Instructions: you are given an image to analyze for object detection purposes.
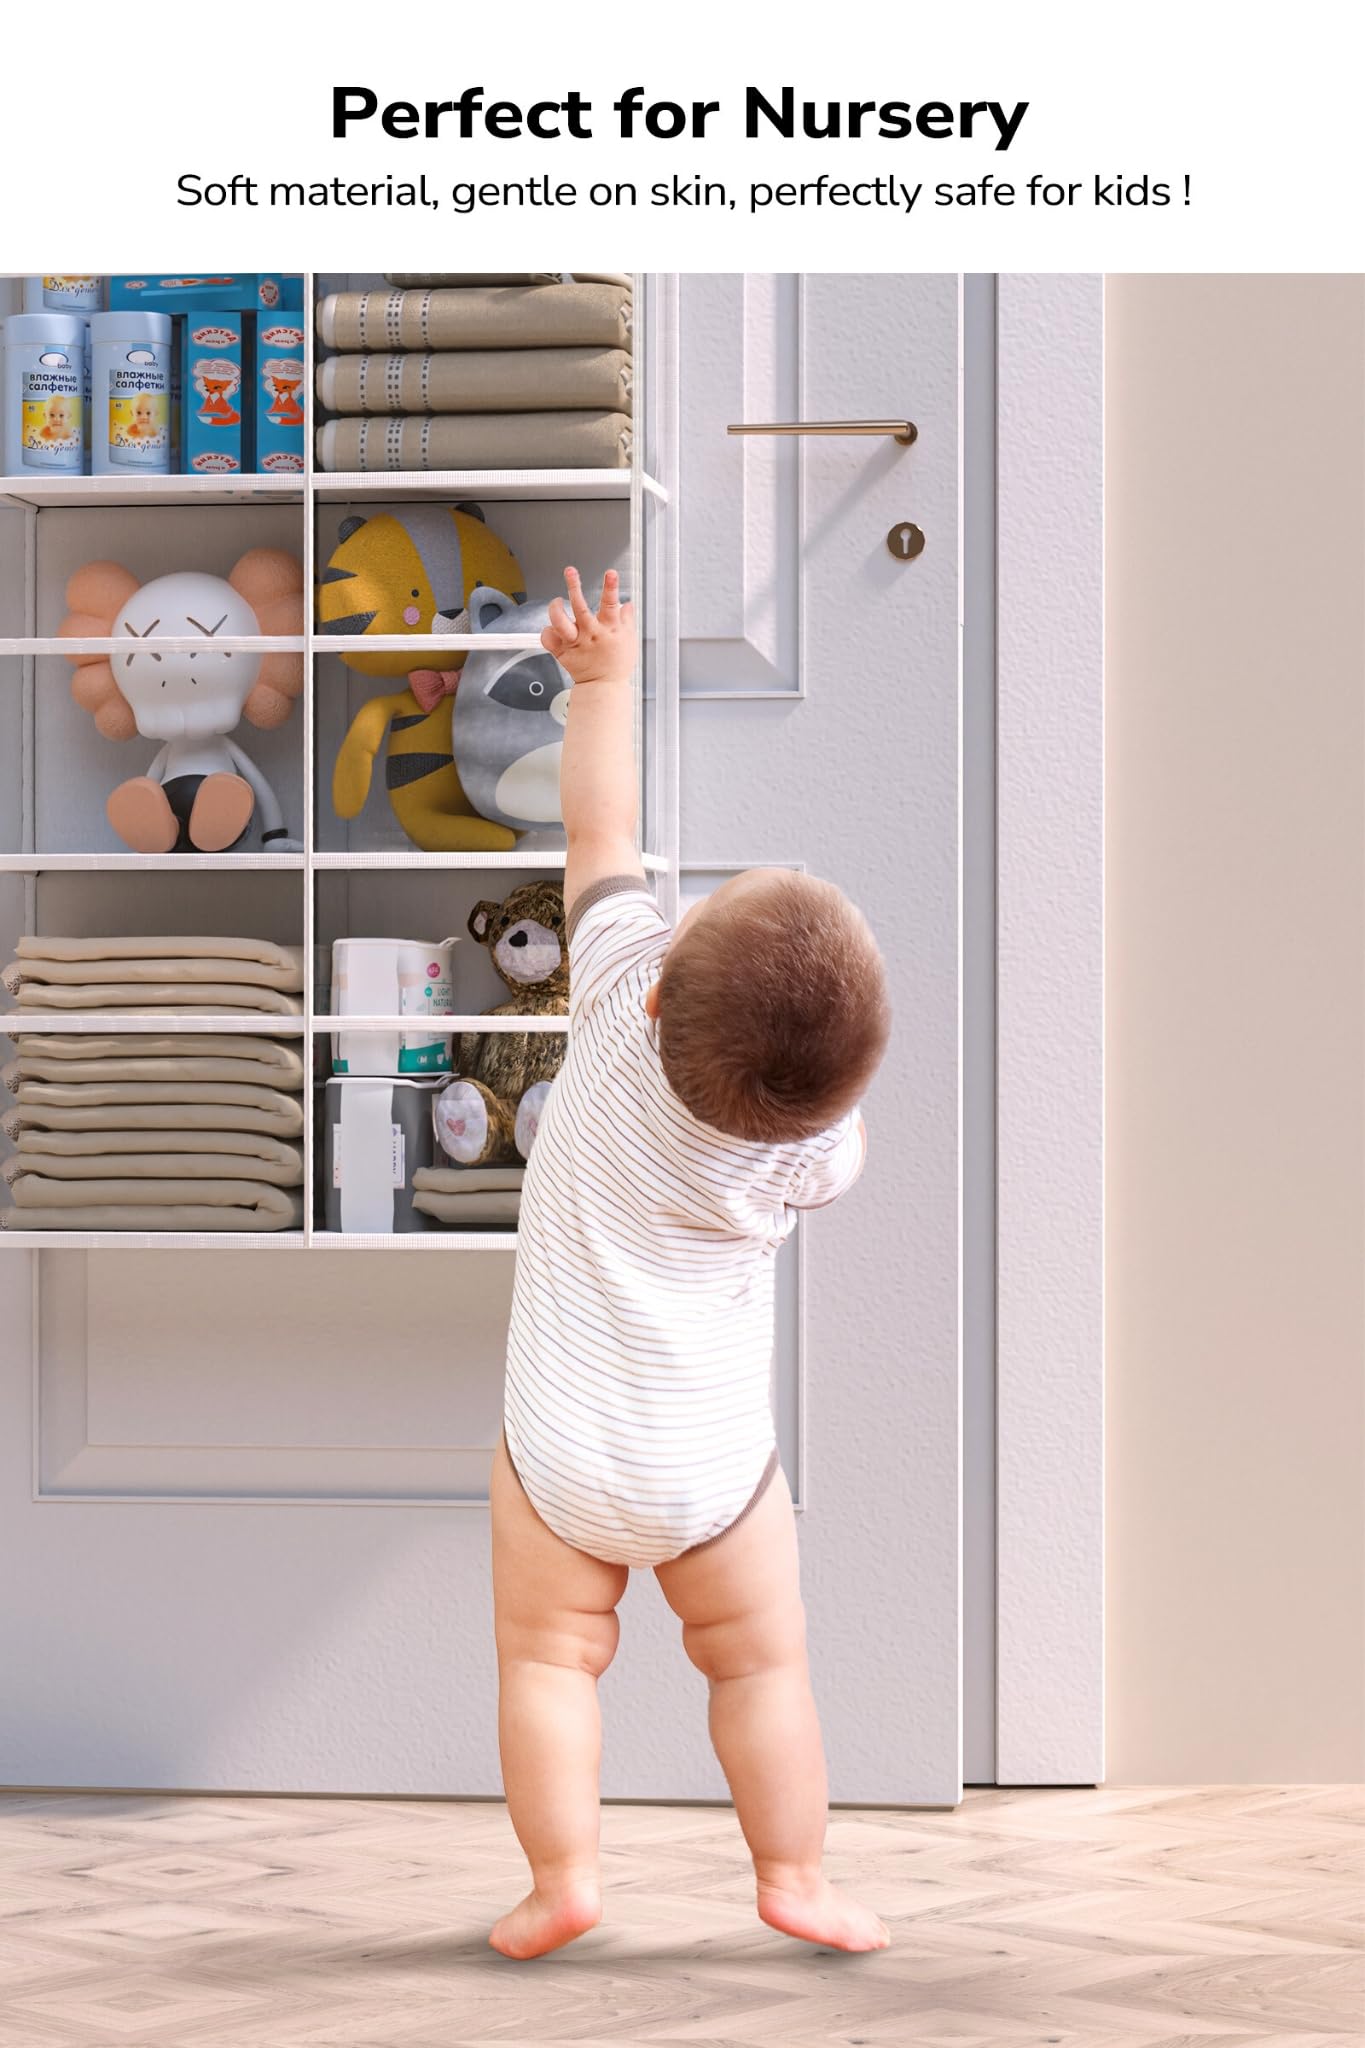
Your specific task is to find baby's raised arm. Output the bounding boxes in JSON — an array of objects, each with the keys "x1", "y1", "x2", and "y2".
[{"x1": 542, "y1": 567, "x2": 642, "y2": 909}]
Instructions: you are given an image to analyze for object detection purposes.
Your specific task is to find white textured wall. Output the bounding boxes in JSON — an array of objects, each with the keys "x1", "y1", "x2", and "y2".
[{"x1": 1105, "y1": 274, "x2": 1365, "y2": 1781}]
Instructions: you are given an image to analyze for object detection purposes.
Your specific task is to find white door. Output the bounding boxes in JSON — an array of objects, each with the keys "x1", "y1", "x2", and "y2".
[{"x1": 0, "y1": 273, "x2": 960, "y2": 1805}]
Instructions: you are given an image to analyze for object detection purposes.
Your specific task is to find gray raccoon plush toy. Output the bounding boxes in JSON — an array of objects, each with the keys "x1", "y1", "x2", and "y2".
[{"x1": 441, "y1": 586, "x2": 575, "y2": 835}]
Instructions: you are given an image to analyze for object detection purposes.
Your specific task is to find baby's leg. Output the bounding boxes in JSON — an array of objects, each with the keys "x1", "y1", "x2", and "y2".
[
  {"x1": 489, "y1": 1438, "x2": 628, "y2": 1959},
  {"x1": 655, "y1": 1468, "x2": 888, "y2": 1952}
]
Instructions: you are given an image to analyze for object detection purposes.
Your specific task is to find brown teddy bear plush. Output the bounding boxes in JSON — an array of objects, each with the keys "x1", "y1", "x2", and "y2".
[{"x1": 432, "y1": 879, "x2": 568, "y2": 1166}]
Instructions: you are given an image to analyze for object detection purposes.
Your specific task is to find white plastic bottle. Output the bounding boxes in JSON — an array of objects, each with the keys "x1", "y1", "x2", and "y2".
[
  {"x1": 3, "y1": 313, "x2": 85, "y2": 475},
  {"x1": 89, "y1": 311, "x2": 172, "y2": 474}
]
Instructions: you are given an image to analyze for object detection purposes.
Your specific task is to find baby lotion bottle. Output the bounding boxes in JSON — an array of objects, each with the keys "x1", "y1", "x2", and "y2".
[
  {"x1": 3, "y1": 313, "x2": 85, "y2": 474},
  {"x1": 90, "y1": 311, "x2": 172, "y2": 474}
]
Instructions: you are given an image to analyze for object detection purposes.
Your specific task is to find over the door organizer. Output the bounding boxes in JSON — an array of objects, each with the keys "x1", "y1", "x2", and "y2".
[{"x1": 0, "y1": 271, "x2": 679, "y2": 1249}]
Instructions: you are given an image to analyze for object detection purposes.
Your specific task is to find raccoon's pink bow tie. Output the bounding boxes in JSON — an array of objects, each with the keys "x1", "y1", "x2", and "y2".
[{"x1": 408, "y1": 670, "x2": 459, "y2": 714}]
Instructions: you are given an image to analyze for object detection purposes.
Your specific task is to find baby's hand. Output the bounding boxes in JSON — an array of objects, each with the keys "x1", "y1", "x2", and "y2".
[{"x1": 541, "y1": 568, "x2": 635, "y2": 687}]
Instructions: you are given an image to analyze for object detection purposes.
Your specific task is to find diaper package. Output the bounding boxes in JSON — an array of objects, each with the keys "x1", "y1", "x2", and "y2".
[
  {"x1": 182, "y1": 311, "x2": 246, "y2": 474},
  {"x1": 254, "y1": 316, "x2": 306, "y2": 472},
  {"x1": 322, "y1": 1076, "x2": 439, "y2": 1233}
]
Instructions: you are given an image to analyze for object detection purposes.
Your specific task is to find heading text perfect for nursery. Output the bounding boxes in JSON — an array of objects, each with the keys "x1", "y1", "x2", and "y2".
[{"x1": 329, "y1": 86, "x2": 1031, "y2": 152}]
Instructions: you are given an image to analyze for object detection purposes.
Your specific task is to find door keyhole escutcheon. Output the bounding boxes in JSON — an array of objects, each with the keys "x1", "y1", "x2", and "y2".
[{"x1": 887, "y1": 521, "x2": 925, "y2": 561}]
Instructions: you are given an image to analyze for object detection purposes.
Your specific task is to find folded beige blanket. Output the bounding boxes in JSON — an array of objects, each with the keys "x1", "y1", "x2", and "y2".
[
  {"x1": 11, "y1": 1077, "x2": 306, "y2": 1122},
  {"x1": 412, "y1": 1191, "x2": 521, "y2": 1225},
  {"x1": 10, "y1": 1032, "x2": 305, "y2": 1079},
  {"x1": 14, "y1": 934, "x2": 302, "y2": 972},
  {"x1": 7, "y1": 1050, "x2": 305, "y2": 1091},
  {"x1": 412, "y1": 1164, "x2": 523, "y2": 1225},
  {"x1": 318, "y1": 347, "x2": 633, "y2": 417},
  {"x1": 6, "y1": 950, "x2": 302, "y2": 995},
  {"x1": 5, "y1": 1143, "x2": 302, "y2": 1189},
  {"x1": 317, "y1": 284, "x2": 632, "y2": 353},
  {"x1": 5, "y1": 1094, "x2": 303, "y2": 1140},
  {"x1": 2, "y1": 1182, "x2": 303, "y2": 1232},
  {"x1": 317, "y1": 412, "x2": 631, "y2": 474},
  {"x1": 414, "y1": 1166, "x2": 525, "y2": 1192},
  {"x1": 13, "y1": 1126, "x2": 303, "y2": 1169},
  {"x1": 6, "y1": 984, "x2": 304, "y2": 1015},
  {"x1": 383, "y1": 273, "x2": 632, "y2": 289}
]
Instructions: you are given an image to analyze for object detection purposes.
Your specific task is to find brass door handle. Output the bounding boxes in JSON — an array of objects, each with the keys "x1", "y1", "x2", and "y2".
[{"x1": 728, "y1": 419, "x2": 917, "y2": 445}]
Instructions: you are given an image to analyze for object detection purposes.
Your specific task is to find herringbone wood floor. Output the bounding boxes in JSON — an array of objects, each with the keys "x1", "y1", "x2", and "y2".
[{"x1": 0, "y1": 1785, "x2": 1359, "y2": 2045}]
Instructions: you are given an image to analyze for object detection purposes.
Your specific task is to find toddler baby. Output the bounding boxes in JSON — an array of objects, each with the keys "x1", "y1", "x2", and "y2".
[{"x1": 490, "y1": 568, "x2": 890, "y2": 1959}]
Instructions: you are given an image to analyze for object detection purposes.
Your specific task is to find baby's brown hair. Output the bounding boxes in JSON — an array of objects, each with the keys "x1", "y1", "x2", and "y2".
[{"x1": 656, "y1": 870, "x2": 890, "y2": 1143}]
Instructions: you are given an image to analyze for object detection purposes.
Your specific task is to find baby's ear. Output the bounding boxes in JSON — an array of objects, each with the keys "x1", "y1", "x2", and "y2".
[{"x1": 468, "y1": 901, "x2": 498, "y2": 945}]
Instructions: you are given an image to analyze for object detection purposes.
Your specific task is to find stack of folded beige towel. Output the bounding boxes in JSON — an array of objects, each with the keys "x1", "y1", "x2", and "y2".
[
  {"x1": 1, "y1": 936, "x2": 305, "y2": 1232},
  {"x1": 2, "y1": 934, "x2": 305, "y2": 1017},
  {"x1": 315, "y1": 273, "x2": 634, "y2": 472},
  {"x1": 411, "y1": 1163, "x2": 524, "y2": 1228}
]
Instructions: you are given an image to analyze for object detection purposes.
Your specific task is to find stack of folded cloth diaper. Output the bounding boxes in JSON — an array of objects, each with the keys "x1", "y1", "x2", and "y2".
[
  {"x1": 411, "y1": 1163, "x2": 524, "y2": 1229},
  {"x1": 1, "y1": 933, "x2": 305, "y2": 1017},
  {"x1": 315, "y1": 273, "x2": 634, "y2": 472},
  {"x1": 1, "y1": 935, "x2": 305, "y2": 1232},
  {"x1": 1, "y1": 1031, "x2": 306, "y2": 1232}
]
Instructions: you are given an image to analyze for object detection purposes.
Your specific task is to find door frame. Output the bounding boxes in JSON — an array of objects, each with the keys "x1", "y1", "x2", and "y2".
[{"x1": 992, "y1": 273, "x2": 1105, "y2": 1785}]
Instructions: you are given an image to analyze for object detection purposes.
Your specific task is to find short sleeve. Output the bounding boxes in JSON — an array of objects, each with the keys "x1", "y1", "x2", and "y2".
[
  {"x1": 567, "y1": 876, "x2": 670, "y2": 1025},
  {"x1": 786, "y1": 1111, "x2": 866, "y2": 1212}
]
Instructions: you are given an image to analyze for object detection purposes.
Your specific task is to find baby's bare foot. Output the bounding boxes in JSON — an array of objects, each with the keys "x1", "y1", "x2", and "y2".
[
  {"x1": 756, "y1": 1873, "x2": 890, "y2": 1952},
  {"x1": 489, "y1": 1878, "x2": 601, "y2": 1960}
]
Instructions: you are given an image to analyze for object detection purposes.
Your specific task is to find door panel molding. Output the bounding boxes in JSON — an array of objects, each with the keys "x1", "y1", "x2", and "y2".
[
  {"x1": 679, "y1": 273, "x2": 803, "y2": 699},
  {"x1": 995, "y1": 273, "x2": 1105, "y2": 1785},
  {"x1": 33, "y1": 1251, "x2": 506, "y2": 1504}
]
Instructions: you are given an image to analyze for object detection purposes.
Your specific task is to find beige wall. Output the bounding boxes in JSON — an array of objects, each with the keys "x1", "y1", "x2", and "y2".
[{"x1": 1105, "y1": 275, "x2": 1365, "y2": 1782}]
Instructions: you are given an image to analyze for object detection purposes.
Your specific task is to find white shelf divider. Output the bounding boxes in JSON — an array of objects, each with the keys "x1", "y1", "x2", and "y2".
[
  {"x1": 315, "y1": 633, "x2": 543, "y2": 655},
  {"x1": 308, "y1": 1231, "x2": 519, "y2": 1252},
  {"x1": 0, "y1": 474, "x2": 304, "y2": 512},
  {"x1": 0, "y1": 852, "x2": 305, "y2": 873},
  {"x1": 302, "y1": 278, "x2": 318, "y2": 1249},
  {"x1": 0, "y1": 1230, "x2": 309, "y2": 1250},
  {"x1": 315, "y1": 1014, "x2": 566, "y2": 1034},
  {"x1": 3, "y1": 1013, "x2": 306, "y2": 1034},
  {"x1": 314, "y1": 469, "x2": 667, "y2": 504},
  {"x1": 1, "y1": 636, "x2": 305, "y2": 657},
  {"x1": 310, "y1": 849, "x2": 670, "y2": 871}
]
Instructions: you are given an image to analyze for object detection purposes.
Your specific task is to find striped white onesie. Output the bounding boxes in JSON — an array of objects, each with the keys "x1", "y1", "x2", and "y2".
[{"x1": 504, "y1": 876, "x2": 865, "y2": 1567}]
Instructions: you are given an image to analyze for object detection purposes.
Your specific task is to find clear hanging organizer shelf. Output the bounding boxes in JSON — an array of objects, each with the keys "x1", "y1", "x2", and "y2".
[{"x1": 0, "y1": 269, "x2": 680, "y2": 1250}]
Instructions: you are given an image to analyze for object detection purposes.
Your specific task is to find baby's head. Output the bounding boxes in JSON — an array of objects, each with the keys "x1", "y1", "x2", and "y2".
[{"x1": 646, "y1": 869, "x2": 890, "y2": 1143}]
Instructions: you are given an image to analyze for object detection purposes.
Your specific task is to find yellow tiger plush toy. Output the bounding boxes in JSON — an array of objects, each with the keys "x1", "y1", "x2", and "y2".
[{"x1": 318, "y1": 504, "x2": 526, "y2": 850}]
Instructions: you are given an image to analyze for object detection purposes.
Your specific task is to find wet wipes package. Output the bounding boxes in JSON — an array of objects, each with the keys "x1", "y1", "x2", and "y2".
[
  {"x1": 183, "y1": 312, "x2": 245, "y2": 473},
  {"x1": 254, "y1": 317, "x2": 305, "y2": 472},
  {"x1": 3, "y1": 314, "x2": 85, "y2": 473},
  {"x1": 89, "y1": 311, "x2": 171, "y2": 474}
]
